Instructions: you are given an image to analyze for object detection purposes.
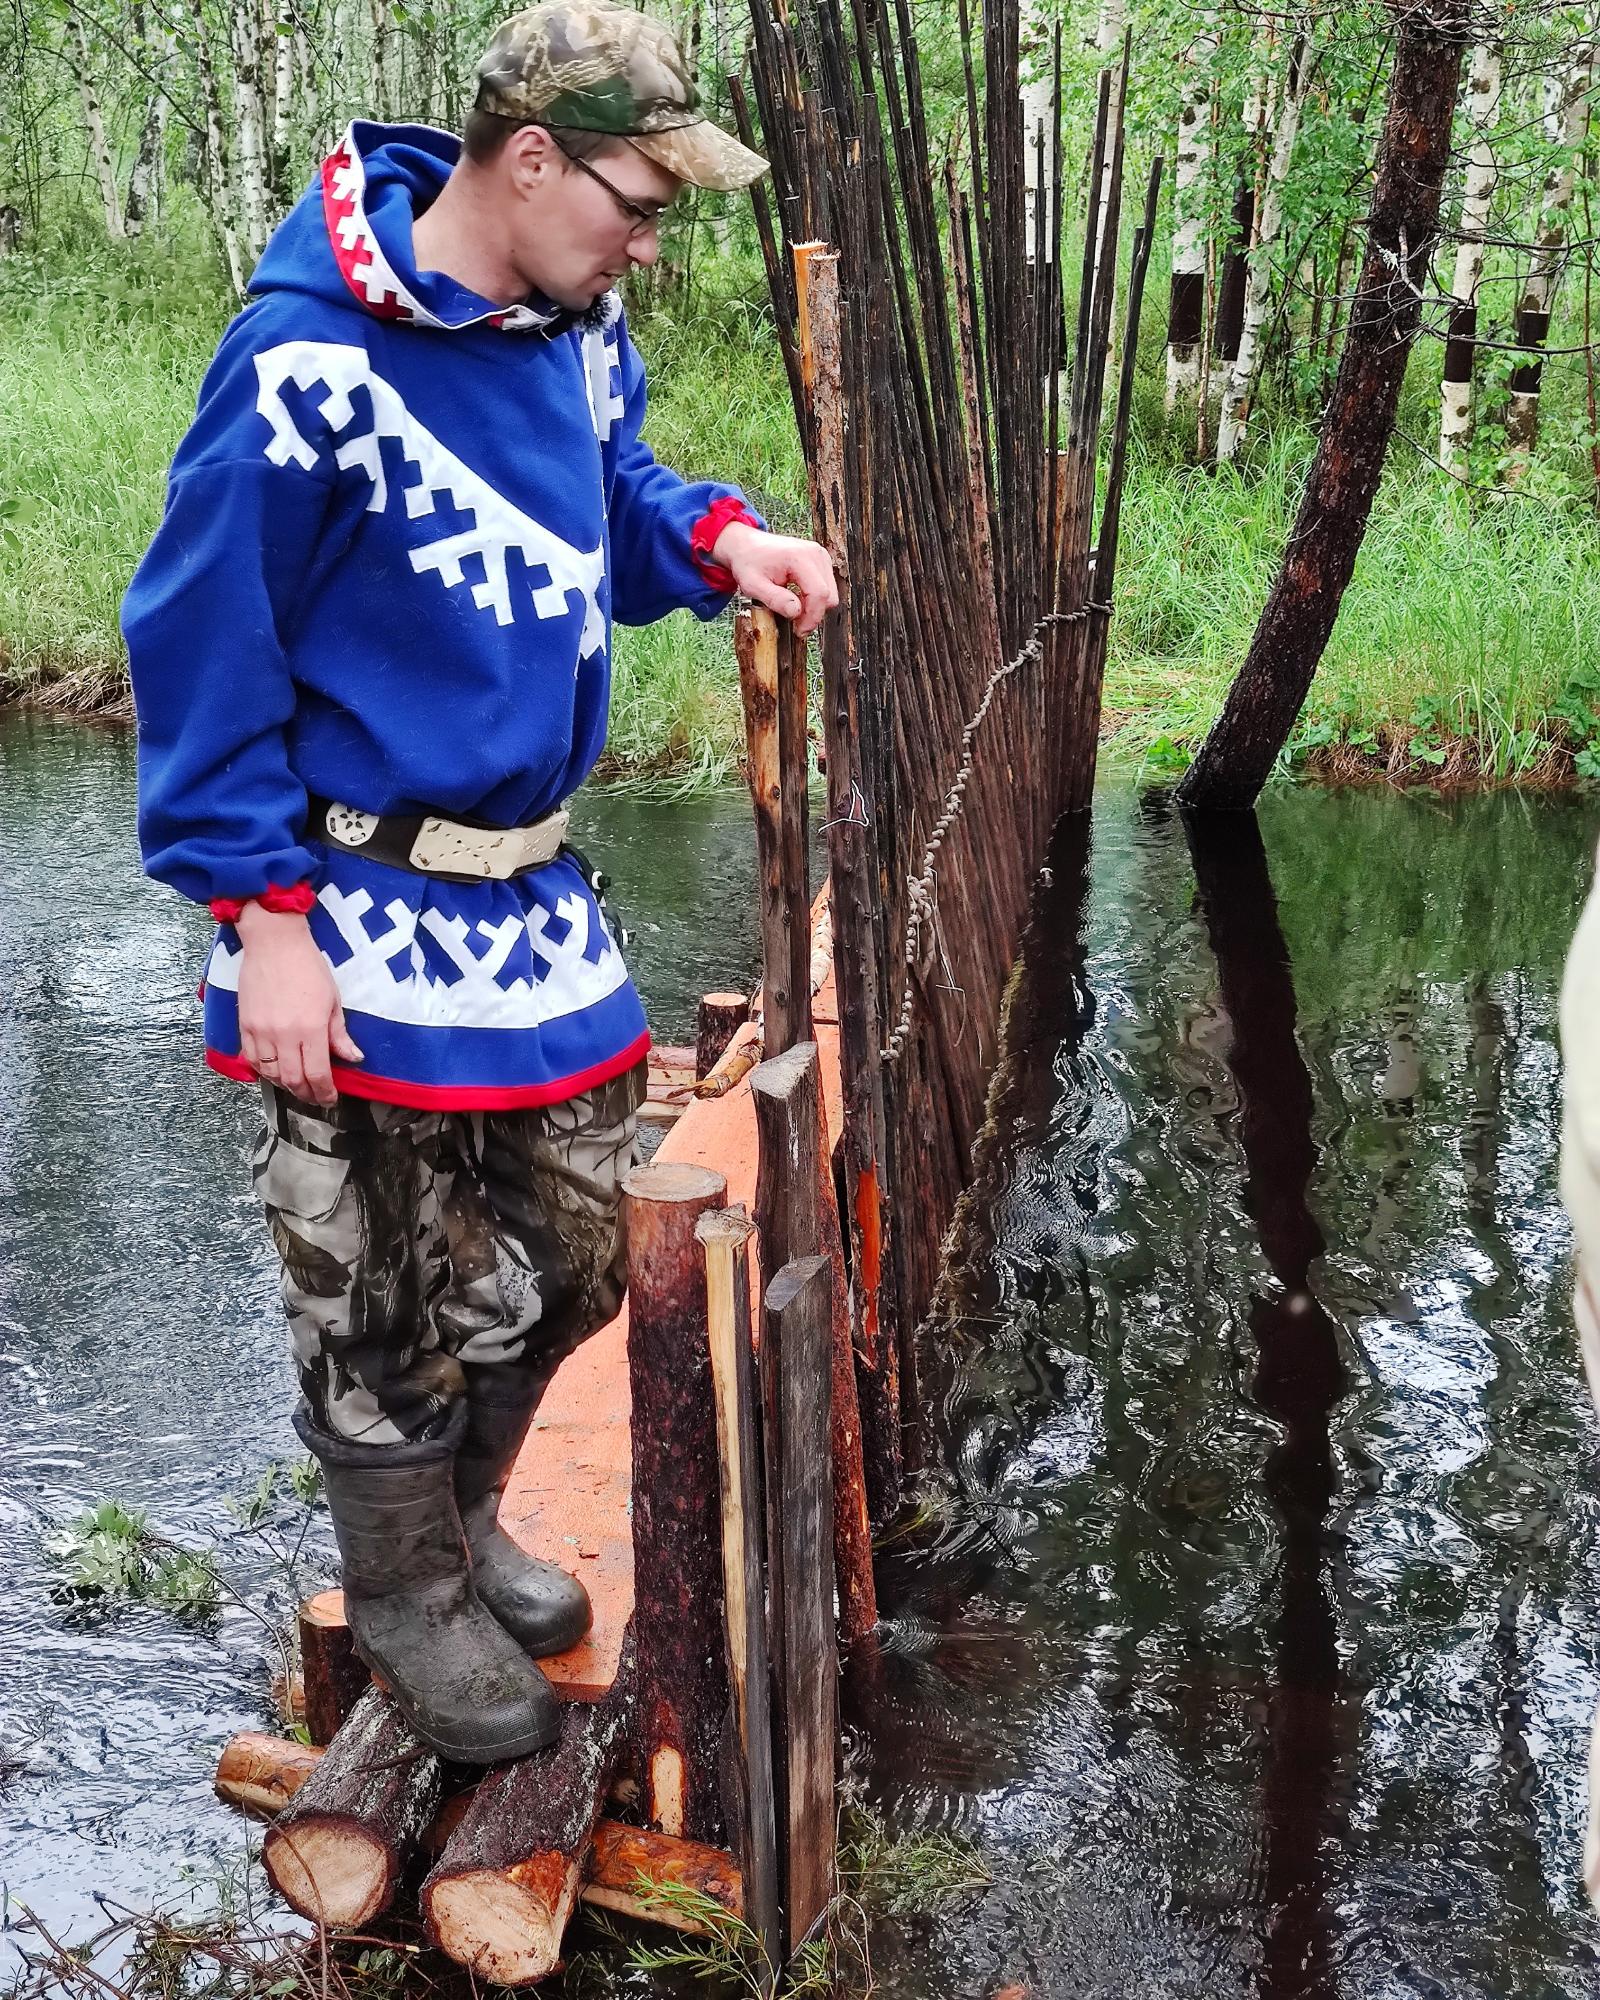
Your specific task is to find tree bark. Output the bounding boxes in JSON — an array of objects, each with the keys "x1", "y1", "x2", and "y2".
[
  {"x1": 1505, "y1": 37, "x2": 1595, "y2": 468},
  {"x1": 1166, "y1": 9, "x2": 1219, "y2": 406},
  {"x1": 191, "y1": 0, "x2": 246, "y2": 294},
  {"x1": 65, "y1": 8, "x2": 125, "y2": 240},
  {"x1": 124, "y1": 12, "x2": 176, "y2": 237},
  {"x1": 229, "y1": 0, "x2": 273, "y2": 262},
  {"x1": 1178, "y1": 0, "x2": 1469, "y2": 809},
  {"x1": 1438, "y1": 34, "x2": 1503, "y2": 474},
  {"x1": 1216, "y1": 34, "x2": 1308, "y2": 463}
]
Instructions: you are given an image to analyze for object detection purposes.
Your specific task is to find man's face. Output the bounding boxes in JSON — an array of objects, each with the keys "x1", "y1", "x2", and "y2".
[{"x1": 502, "y1": 128, "x2": 681, "y2": 311}]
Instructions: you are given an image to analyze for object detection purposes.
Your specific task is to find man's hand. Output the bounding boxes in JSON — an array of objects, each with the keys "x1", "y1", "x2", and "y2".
[
  {"x1": 236, "y1": 904, "x2": 363, "y2": 1106},
  {"x1": 712, "y1": 522, "x2": 839, "y2": 638}
]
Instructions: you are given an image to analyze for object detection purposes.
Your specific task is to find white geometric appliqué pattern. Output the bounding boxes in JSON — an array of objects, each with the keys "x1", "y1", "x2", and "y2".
[
  {"x1": 582, "y1": 324, "x2": 625, "y2": 443},
  {"x1": 204, "y1": 879, "x2": 628, "y2": 1032},
  {"x1": 253, "y1": 340, "x2": 607, "y2": 657}
]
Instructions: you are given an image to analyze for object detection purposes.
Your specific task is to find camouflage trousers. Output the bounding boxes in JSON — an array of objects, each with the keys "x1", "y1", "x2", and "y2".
[{"x1": 251, "y1": 1064, "x2": 646, "y2": 1445}]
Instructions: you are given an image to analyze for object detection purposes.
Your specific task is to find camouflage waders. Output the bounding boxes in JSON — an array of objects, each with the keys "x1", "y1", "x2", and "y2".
[{"x1": 253, "y1": 1062, "x2": 645, "y2": 1446}]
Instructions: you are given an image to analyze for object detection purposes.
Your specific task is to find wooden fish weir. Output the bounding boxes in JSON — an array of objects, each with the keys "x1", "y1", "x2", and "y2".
[
  {"x1": 209, "y1": 4, "x2": 1157, "y2": 1986},
  {"x1": 737, "y1": 0, "x2": 1161, "y2": 1514}
]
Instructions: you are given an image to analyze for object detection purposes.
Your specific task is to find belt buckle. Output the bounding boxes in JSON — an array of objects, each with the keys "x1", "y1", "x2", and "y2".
[{"x1": 409, "y1": 808, "x2": 571, "y2": 880}]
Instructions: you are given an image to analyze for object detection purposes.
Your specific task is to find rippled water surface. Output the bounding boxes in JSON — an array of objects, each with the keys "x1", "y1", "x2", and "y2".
[
  {"x1": 6, "y1": 715, "x2": 1600, "y2": 1998},
  {"x1": 847, "y1": 787, "x2": 1600, "y2": 1998}
]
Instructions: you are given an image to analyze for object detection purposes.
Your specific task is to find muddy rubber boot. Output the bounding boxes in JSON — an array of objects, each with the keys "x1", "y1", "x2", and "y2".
[
  {"x1": 453, "y1": 1372, "x2": 592, "y2": 1659},
  {"x1": 292, "y1": 1399, "x2": 561, "y2": 1764}
]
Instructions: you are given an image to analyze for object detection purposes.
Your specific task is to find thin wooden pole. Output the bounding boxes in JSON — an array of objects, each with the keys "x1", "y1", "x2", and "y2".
[{"x1": 735, "y1": 606, "x2": 812, "y2": 1056}]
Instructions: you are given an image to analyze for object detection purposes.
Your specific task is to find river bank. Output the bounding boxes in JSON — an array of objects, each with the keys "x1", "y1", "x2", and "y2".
[{"x1": 5, "y1": 220, "x2": 1600, "y2": 791}]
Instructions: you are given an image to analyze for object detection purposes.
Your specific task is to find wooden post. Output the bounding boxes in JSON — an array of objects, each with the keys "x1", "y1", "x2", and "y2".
[
  {"x1": 735, "y1": 604, "x2": 812, "y2": 1057},
  {"x1": 763, "y1": 1256, "x2": 839, "y2": 1953},
  {"x1": 696, "y1": 1207, "x2": 781, "y2": 1981},
  {"x1": 696, "y1": 992, "x2": 750, "y2": 1080},
  {"x1": 624, "y1": 1160, "x2": 731, "y2": 1844},
  {"x1": 751, "y1": 1045, "x2": 877, "y2": 1643},
  {"x1": 422, "y1": 1648, "x2": 634, "y2": 1983},
  {"x1": 297, "y1": 1590, "x2": 369, "y2": 1747},
  {"x1": 260, "y1": 1686, "x2": 442, "y2": 1928}
]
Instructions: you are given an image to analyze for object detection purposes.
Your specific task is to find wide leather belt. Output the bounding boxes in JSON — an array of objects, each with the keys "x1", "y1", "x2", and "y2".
[{"x1": 307, "y1": 796, "x2": 572, "y2": 883}]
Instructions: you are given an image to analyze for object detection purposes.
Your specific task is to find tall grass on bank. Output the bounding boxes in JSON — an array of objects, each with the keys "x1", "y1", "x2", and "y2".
[{"x1": 0, "y1": 215, "x2": 806, "y2": 777}]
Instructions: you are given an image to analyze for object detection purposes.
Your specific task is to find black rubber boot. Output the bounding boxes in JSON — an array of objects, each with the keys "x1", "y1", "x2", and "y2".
[
  {"x1": 292, "y1": 1399, "x2": 561, "y2": 1764},
  {"x1": 454, "y1": 1369, "x2": 592, "y2": 1659}
]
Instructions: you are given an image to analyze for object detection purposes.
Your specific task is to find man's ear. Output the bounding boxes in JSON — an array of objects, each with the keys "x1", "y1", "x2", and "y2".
[{"x1": 503, "y1": 122, "x2": 557, "y2": 195}]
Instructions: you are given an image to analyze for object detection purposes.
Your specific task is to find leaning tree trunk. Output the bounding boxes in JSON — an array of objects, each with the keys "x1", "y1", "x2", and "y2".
[
  {"x1": 65, "y1": 7, "x2": 125, "y2": 240},
  {"x1": 1167, "y1": 8, "x2": 1219, "y2": 407},
  {"x1": 1439, "y1": 32, "x2": 1503, "y2": 474},
  {"x1": 124, "y1": 14, "x2": 177, "y2": 238},
  {"x1": 1216, "y1": 34, "x2": 1308, "y2": 464},
  {"x1": 1177, "y1": 0, "x2": 1469, "y2": 810},
  {"x1": 1504, "y1": 37, "x2": 1595, "y2": 470}
]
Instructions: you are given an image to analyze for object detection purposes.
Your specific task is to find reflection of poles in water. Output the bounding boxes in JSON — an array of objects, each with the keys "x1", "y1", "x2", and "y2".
[{"x1": 1183, "y1": 807, "x2": 1346, "y2": 2000}]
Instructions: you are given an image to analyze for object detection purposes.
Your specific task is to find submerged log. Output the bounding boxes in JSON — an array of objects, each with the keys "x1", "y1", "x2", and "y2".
[
  {"x1": 623, "y1": 1161, "x2": 732, "y2": 1843},
  {"x1": 215, "y1": 1731, "x2": 742, "y2": 1939},
  {"x1": 422, "y1": 1647, "x2": 634, "y2": 1984},
  {"x1": 298, "y1": 1589, "x2": 369, "y2": 1747},
  {"x1": 261, "y1": 1686, "x2": 442, "y2": 1928}
]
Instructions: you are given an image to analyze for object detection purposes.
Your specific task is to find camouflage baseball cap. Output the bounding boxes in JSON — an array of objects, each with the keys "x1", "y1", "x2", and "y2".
[{"x1": 474, "y1": 2, "x2": 768, "y2": 192}]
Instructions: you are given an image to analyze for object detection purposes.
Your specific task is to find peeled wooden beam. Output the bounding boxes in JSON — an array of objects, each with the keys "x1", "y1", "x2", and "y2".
[
  {"x1": 751, "y1": 1045, "x2": 877, "y2": 1643},
  {"x1": 298, "y1": 1589, "x2": 369, "y2": 1747},
  {"x1": 261, "y1": 1686, "x2": 442, "y2": 1928},
  {"x1": 624, "y1": 1161, "x2": 732, "y2": 1843},
  {"x1": 216, "y1": 1732, "x2": 740, "y2": 1941},
  {"x1": 696, "y1": 992, "x2": 750, "y2": 1080},
  {"x1": 422, "y1": 1649, "x2": 633, "y2": 1984},
  {"x1": 696, "y1": 1208, "x2": 781, "y2": 1973},
  {"x1": 735, "y1": 606, "x2": 811, "y2": 1056}
]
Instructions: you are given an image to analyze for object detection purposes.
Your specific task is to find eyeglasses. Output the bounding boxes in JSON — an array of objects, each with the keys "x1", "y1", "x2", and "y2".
[{"x1": 548, "y1": 133, "x2": 666, "y2": 238}]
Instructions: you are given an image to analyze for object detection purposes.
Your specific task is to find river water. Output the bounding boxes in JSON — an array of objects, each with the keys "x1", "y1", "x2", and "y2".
[{"x1": 4, "y1": 716, "x2": 1600, "y2": 1996}]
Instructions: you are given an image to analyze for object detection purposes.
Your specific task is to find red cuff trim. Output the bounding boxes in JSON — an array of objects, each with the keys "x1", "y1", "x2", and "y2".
[
  {"x1": 690, "y1": 496, "x2": 763, "y2": 592},
  {"x1": 208, "y1": 882, "x2": 317, "y2": 923}
]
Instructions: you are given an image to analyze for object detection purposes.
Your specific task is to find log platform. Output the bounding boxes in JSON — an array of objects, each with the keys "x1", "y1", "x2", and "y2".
[{"x1": 216, "y1": 894, "x2": 847, "y2": 1982}]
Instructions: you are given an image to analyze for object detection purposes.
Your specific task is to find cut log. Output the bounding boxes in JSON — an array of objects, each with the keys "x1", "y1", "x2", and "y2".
[
  {"x1": 215, "y1": 1731, "x2": 323, "y2": 1817},
  {"x1": 751, "y1": 1045, "x2": 877, "y2": 1643},
  {"x1": 696, "y1": 993, "x2": 751, "y2": 1080},
  {"x1": 623, "y1": 1161, "x2": 732, "y2": 1843},
  {"x1": 261, "y1": 1686, "x2": 442, "y2": 1928},
  {"x1": 298, "y1": 1590, "x2": 370, "y2": 1747},
  {"x1": 695, "y1": 1208, "x2": 782, "y2": 1973},
  {"x1": 736, "y1": 607, "x2": 812, "y2": 1057},
  {"x1": 422, "y1": 1646, "x2": 634, "y2": 1984},
  {"x1": 763, "y1": 1256, "x2": 840, "y2": 1952},
  {"x1": 216, "y1": 1732, "x2": 742, "y2": 1939}
]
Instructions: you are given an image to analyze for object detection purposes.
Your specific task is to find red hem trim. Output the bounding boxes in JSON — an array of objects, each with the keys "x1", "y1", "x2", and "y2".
[
  {"x1": 204, "y1": 1030, "x2": 652, "y2": 1110},
  {"x1": 689, "y1": 495, "x2": 762, "y2": 593}
]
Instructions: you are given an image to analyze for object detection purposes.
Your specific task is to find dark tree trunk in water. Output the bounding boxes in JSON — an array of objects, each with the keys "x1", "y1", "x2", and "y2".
[{"x1": 1177, "y1": 0, "x2": 1469, "y2": 810}]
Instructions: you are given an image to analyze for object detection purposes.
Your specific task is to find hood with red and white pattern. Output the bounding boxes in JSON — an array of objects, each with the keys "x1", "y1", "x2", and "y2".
[{"x1": 250, "y1": 120, "x2": 622, "y2": 339}]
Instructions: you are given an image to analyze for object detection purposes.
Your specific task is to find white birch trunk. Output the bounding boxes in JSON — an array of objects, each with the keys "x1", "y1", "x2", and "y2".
[
  {"x1": 230, "y1": 0, "x2": 273, "y2": 263},
  {"x1": 1166, "y1": 9, "x2": 1219, "y2": 406},
  {"x1": 192, "y1": 0, "x2": 246, "y2": 295},
  {"x1": 65, "y1": 8, "x2": 126, "y2": 240},
  {"x1": 1439, "y1": 36, "x2": 1504, "y2": 475},
  {"x1": 1216, "y1": 36, "x2": 1308, "y2": 464},
  {"x1": 125, "y1": 15, "x2": 177, "y2": 237},
  {"x1": 1505, "y1": 36, "x2": 1595, "y2": 463},
  {"x1": 367, "y1": 0, "x2": 389, "y2": 120},
  {"x1": 296, "y1": 25, "x2": 321, "y2": 159},
  {"x1": 271, "y1": 0, "x2": 296, "y2": 212},
  {"x1": 1092, "y1": 0, "x2": 1127, "y2": 278}
]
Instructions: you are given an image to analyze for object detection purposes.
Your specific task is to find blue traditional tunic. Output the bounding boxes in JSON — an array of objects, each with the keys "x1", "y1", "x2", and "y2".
[{"x1": 123, "y1": 121, "x2": 754, "y2": 1109}]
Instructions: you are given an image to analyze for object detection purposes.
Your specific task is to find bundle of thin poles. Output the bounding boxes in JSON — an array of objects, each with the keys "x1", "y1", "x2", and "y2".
[{"x1": 736, "y1": 0, "x2": 1160, "y2": 1519}]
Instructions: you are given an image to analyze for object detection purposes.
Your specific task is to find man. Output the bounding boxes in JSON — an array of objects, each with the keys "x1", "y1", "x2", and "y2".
[{"x1": 122, "y1": 1, "x2": 835, "y2": 1764}]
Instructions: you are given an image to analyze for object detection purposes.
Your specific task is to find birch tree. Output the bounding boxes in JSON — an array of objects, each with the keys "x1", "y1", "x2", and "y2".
[
  {"x1": 124, "y1": 11, "x2": 177, "y2": 238},
  {"x1": 64, "y1": 6, "x2": 124, "y2": 239},
  {"x1": 1216, "y1": 34, "x2": 1309, "y2": 464},
  {"x1": 1505, "y1": 34, "x2": 1596, "y2": 466},
  {"x1": 229, "y1": 0, "x2": 273, "y2": 262},
  {"x1": 1166, "y1": 8, "x2": 1218, "y2": 407},
  {"x1": 1438, "y1": 32, "x2": 1503, "y2": 472}
]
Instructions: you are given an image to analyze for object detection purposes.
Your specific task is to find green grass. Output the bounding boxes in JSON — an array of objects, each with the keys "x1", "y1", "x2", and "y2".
[{"x1": 6, "y1": 207, "x2": 1600, "y2": 788}]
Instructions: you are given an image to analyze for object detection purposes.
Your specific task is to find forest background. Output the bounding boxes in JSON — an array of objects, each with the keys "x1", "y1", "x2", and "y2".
[{"x1": 2, "y1": 0, "x2": 1599, "y2": 789}]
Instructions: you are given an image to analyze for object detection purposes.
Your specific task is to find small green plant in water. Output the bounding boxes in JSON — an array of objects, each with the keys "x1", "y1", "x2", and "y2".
[{"x1": 45, "y1": 1500, "x2": 153, "y2": 1600}]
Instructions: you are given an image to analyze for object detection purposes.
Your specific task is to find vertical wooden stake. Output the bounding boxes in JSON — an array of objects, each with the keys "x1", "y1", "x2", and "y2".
[
  {"x1": 297, "y1": 1590, "x2": 369, "y2": 1747},
  {"x1": 736, "y1": 604, "x2": 812, "y2": 1057},
  {"x1": 624, "y1": 1160, "x2": 731, "y2": 1844},
  {"x1": 696, "y1": 1207, "x2": 781, "y2": 1986},
  {"x1": 695, "y1": 991, "x2": 750, "y2": 1080},
  {"x1": 763, "y1": 1255, "x2": 839, "y2": 1952},
  {"x1": 751, "y1": 1047, "x2": 877, "y2": 1645}
]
